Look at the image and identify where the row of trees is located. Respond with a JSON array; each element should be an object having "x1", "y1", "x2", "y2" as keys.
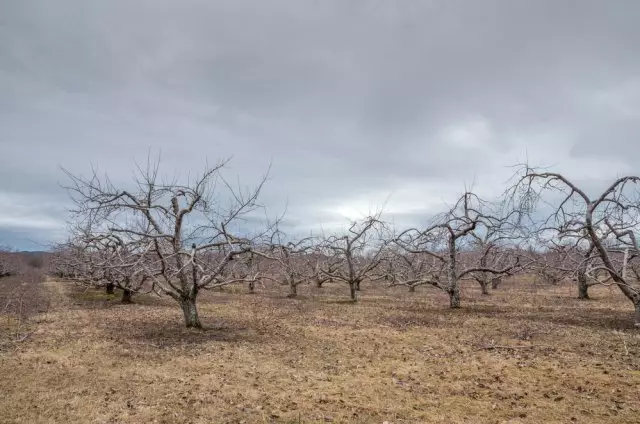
[
  {"x1": 51, "y1": 159, "x2": 640, "y2": 328},
  {"x1": 0, "y1": 248, "x2": 44, "y2": 279},
  {"x1": 0, "y1": 248, "x2": 14, "y2": 279}
]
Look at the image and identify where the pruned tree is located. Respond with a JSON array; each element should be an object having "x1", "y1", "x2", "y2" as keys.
[
  {"x1": 64, "y1": 157, "x2": 270, "y2": 328},
  {"x1": 395, "y1": 192, "x2": 524, "y2": 308},
  {"x1": 465, "y1": 217, "x2": 525, "y2": 294},
  {"x1": 320, "y1": 214, "x2": 389, "y2": 301},
  {"x1": 254, "y1": 234, "x2": 315, "y2": 298},
  {"x1": 227, "y1": 250, "x2": 263, "y2": 294},
  {"x1": 542, "y1": 236, "x2": 604, "y2": 300},
  {"x1": 382, "y1": 247, "x2": 443, "y2": 293},
  {"x1": 305, "y1": 246, "x2": 339, "y2": 289},
  {"x1": 88, "y1": 234, "x2": 152, "y2": 303},
  {"x1": 51, "y1": 236, "x2": 106, "y2": 286},
  {"x1": 511, "y1": 165, "x2": 640, "y2": 326},
  {"x1": 515, "y1": 229, "x2": 578, "y2": 290},
  {"x1": 50, "y1": 231, "x2": 149, "y2": 303}
]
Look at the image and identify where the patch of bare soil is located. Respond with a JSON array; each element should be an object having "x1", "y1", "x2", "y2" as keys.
[{"x1": 1, "y1": 278, "x2": 639, "y2": 423}]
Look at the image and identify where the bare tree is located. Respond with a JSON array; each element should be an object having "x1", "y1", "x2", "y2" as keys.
[
  {"x1": 254, "y1": 234, "x2": 315, "y2": 298},
  {"x1": 320, "y1": 214, "x2": 388, "y2": 302},
  {"x1": 551, "y1": 236, "x2": 604, "y2": 300},
  {"x1": 383, "y1": 246, "x2": 443, "y2": 293},
  {"x1": 51, "y1": 237, "x2": 106, "y2": 286},
  {"x1": 511, "y1": 165, "x2": 640, "y2": 326},
  {"x1": 89, "y1": 234, "x2": 152, "y2": 303},
  {"x1": 50, "y1": 231, "x2": 148, "y2": 303},
  {"x1": 304, "y1": 246, "x2": 339, "y2": 289},
  {"x1": 64, "y1": 157, "x2": 270, "y2": 328},
  {"x1": 0, "y1": 247, "x2": 15, "y2": 279},
  {"x1": 227, "y1": 250, "x2": 263, "y2": 294},
  {"x1": 465, "y1": 218, "x2": 525, "y2": 294},
  {"x1": 395, "y1": 192, "x2": 524, "y2": 308}
]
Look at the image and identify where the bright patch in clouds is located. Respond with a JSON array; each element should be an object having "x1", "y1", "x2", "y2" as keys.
[{"x1": 440, "y1": 117, "x2": 492, "y2": 149}]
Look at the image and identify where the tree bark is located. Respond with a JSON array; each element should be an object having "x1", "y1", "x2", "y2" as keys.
[
  {"x1": 478, "y1": 278, "x2": 490, "y2": 295},
  {"x1": 349, "y1": 282, "x2": 357, "y2": 302},
  {"x1": 121, "y1": 288, "x2": 133, "y2": 304},
  {"x1": 449, "y1": 288, "x2": 460, "y2": 308},
  {"x1": 180, "y1": 296, "x2": 202, "y2": 329},
  {"x1": 634, "y1": 302, "x2": 640, "y2": 328},
  {"x1": 105, "y1": 283, "x2": 115, "y2": 295},
  {"x1": 316, "y1": 279, "x2": 324, "y2": 288},
  {"x1": 478, "y1": 255, "x2": 490, "y2": 295},
  {"x1": 355, "y1": 280, "x2": 361, "y2": 291},
  {"x1": 577, "y1": 262, "x2": 590, "y2": 300},
  {"x1": 287, "y1": 281, "x2": 297, "y2": 298},
  {"x1": 248, "y1": 280, "x2": 255, "y2": 294},
  {"x1": 408, "y1": 285, "x2": 416, "y2": 293},
  {"x1": 577, "y1": 277, "x2": 590, "y2": 300},
  {"x1": 447, "y1": 238, "x2": 460, "y2": 308},
  {"x1": 491, "y1": 277, "x2": 502, "y2": 290}
]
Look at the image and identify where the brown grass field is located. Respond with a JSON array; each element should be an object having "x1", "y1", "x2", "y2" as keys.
[{"x1": 1, "y1": 276, "x2": 639, "y2": 423}]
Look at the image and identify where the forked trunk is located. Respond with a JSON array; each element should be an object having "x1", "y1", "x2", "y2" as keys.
[
  {"x1": 105, "y1": 283, "x2": 115, "y2": 295},
  {"x1": 248, "y1": 280, "x2": 255, "y2": 294},
  {"x1": 316, "y1": 279, "x2": 324, "y2": 288},
  {"x1": 181, "y1": 296, "x2": 202, "y2": 329},
  {"x1": 349, "y1": 282, "x2": 357, "y2": 302},
  {"x1": 121, "y1": 288, "x2": 133, "y2": 304}
]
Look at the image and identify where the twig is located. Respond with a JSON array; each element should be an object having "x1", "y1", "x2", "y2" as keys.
[{"x1": 14, "y1": 332, "x2": 32, "y2": 343}]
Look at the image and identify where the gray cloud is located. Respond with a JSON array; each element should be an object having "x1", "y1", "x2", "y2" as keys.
[{"x1": 1, "y1": 0, "x2": 639, "y2": 249}]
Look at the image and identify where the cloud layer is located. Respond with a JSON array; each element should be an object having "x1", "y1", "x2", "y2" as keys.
[{"x1": 1, "y1": 1, "x2": 639, "y2": 249}]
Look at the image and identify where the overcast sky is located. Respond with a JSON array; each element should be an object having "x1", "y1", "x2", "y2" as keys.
[{"x1": 1, "y1": 1, "x2": 639, "y2": 250}]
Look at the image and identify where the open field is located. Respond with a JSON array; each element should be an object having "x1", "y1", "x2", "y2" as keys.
[{"x1": 1, "y1": 277, "x2": 639, "y2": 424}]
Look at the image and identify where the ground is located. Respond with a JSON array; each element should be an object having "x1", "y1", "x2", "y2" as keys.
[{"x1": 1, "y1": 276, "x2": 639, "y2": 424}]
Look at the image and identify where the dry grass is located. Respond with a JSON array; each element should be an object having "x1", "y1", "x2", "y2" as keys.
[
  {"x1": 1, "y1": 277, "x2": 639, "y2": 423},
  {"x1": 0, "y1": 270, "x2": 49, "y2": 349}
]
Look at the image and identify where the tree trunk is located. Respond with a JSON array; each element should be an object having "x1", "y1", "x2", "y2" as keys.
[
  {"x1": 447, "y1": 238, "x2": 460, "y2": 308},
  {"x1": 635, "y1": 302, "x2": 640, "y2": 328},
  {"x1": 180, "y1": 296, "x2": 202, "y2": 329},
  {"x1": 577, "y1": 261, "x2": 590, "y2": 300},
  {"x1": 121, "y1": 288, "x2": 133, "y2": 304},
  {"x1": 355, "y1": 280, "x2": 361, "y2": 291},
  {"x1": 478, "y1": 256, "x2": 490, "y2": 295},
  {"x1": 349, "y1": 282, "x2": 357, "y2": 302},
  {"x1": 449, "y1": 285, "x2": 460, "y2": 308},
  {"x1": 316, "y1": 279, "x2": 324, "y2": 288},
  {"x1": 408, "y1": 285, "x2": 416, "y2": 293},
  {"x1": 287, "y1": 281, "x2": 297, "y2": 298},
  {"x1": 491, "y1": 277, "x2": 502, "y2": 290},
  {"x1": 577, "y1": 277, "x2": 590, "y2": 300},
  {"x1": 248, "y1": 280, "x2": 255, "y2": 294},
  {"x1": 478, "y1": 279, "x2": 490, "y2": 295},
  {"x1": 105, "y1": 283, "x2": 115, "y2": 295}
]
